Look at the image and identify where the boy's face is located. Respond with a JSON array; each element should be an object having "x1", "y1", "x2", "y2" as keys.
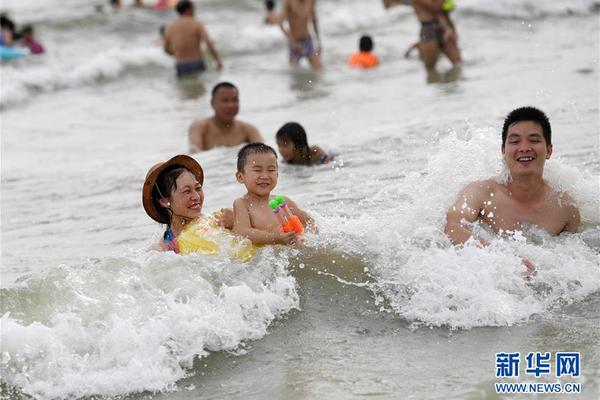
[{"x1": 236, "y1": 152, "x2": 278, "y2": 197}]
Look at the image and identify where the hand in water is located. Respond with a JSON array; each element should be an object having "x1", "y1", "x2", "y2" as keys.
[
  {"x1": 276, "y1": 231, "x2": 298, "y2": 245},
  {"x1": 521, "y1": 257, "x2": 537, "y2": 280},
  {"x1": 216, "y1": 208, "x2": 234, "y2": 230}
]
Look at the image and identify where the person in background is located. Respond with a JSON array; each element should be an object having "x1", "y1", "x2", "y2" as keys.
[
  {"x1": 275, "y1": 122, "x2": 332, "y2": 165},
  {"x1": 280, "y1": 0, "x2": 322, "y2": 69},
  {"x1": 163, "y1": 0, "x2": 223, "y2": 78},
  {"x1": 348, "y1": 34, "x2": 379, "y2": 69},
  {"x1": 265, "y1": 0, "x2": 279, "y2": 24},
  {"x1": 188, "y1": 82, "x2": 264, "y2": 152},
  {"x1": 19, "y1": 25, "x2": 44, "y2": 54}
]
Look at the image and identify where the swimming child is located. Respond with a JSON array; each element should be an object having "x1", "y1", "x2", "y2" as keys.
[
  {"x1": 233, "y1": 143, "x2": 314, "y2": 245},
  {"x1": 275, "y1": 122, "x2": 332, "y2": 165},
  {"x1": 19, "y1": 25, "x2": 44, "y2": 54},
  {"x1": 348, "y1": 34, "x2": 379, "y2": 69}
]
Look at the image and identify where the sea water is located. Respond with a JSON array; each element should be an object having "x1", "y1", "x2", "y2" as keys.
[{"x1": 1, "y1": 0, "x2": 599, "y2": 398}]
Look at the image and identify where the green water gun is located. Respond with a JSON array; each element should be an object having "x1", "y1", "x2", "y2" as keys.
[{"x1": 268, "y1": 195, "x2": 304, "y2": 235}]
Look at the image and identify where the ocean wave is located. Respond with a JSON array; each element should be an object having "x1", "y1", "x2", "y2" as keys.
[
  {"x1": 0, "y1": 248, "x2": 298, "y2": 399},
  {"x1": 317, "y1": 129, "x2": 600, "y2": 329},
  {"x1": 457, "y1": 0, "x2": 600, "y2": 18},
  {"x1": 0, "y1": 46, "x2": 171, "y2": 108}
]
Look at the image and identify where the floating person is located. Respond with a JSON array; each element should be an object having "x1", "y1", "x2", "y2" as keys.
[
  {"x1": 19, "y1": 25, "x2": 44, "y2": 55},
  {"x1": 444, "y1": 106, "x2": 580, "y2": 271},
  {"x1": 163, "y1": 0, "x2": 223, "y2": 78},
  {"x1": 280, "y1": 0, "x2": 322, "y2": 69},
  {"x1": 347, "y1": 34, "x2": 379, "y2": 69},
  {"x1": 275, "y1": 122, "x2": 332, "y2": 165},
  {"x1": 142, "y1": 154, "x2": 245, "y2": 256},
  {"x1": 233, "y1": 143, "x2": 314, "y2": 245},
  {"x1": 188, "y1": 82, "x2": 264, "y2": 152}
]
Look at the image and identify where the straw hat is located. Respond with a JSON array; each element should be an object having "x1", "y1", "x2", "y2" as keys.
[{"x1": 142, "y1": 155, "x2": 204, "y2": 223}]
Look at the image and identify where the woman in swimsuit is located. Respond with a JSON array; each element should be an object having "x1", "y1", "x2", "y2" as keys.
[{"x1": 275, "y1": 122, "x2": 332, "y2": 165}]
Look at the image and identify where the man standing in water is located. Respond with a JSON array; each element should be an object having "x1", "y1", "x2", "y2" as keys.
[
  {"x1": 280, "y1": 0, "x2": 322, "y2": 69},
  {"x1": 163, "y1": 0, "x2": 222, "y2": 78},
  {"x1": 188, "y1": 82, "x2": 264, "y2": 152},
  {"x1": 409, "y1": 0, "x2": 461, "y2": 79},
  {"x1": 445, "y1": 107, "x2": 580, "y2": 251}
]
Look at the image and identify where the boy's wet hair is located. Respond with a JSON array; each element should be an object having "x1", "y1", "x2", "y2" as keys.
[
  {"x1": 176, "y1": 0, "x2": 193, "y2": 15},
  {"x1": 211, "y1": 81, "x2": 237, "y2": 99},
  {"x1": 502, "y1": 106, "x2": 552, "y2": 147},
  {"x1": 359, "y1": 35, "x2": 373, "y2": 52},
  {"x1": 237, "y1": 143, "x2": 277, "y2": 172},
  {"x1": 265, "y1": 0, "x2": 275, "y2": 11}
]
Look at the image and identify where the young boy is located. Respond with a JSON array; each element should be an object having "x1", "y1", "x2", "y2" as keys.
[
  {"x1": 348, "y1": 34, "x2": 379, "y2": 69},
  {"x1": 233, "y1": 143, "x2": 313, "y2": 245}
]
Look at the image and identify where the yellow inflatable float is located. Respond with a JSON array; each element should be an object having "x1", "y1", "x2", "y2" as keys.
[{"x1": 176, "y1": 214, "x2": 256, "y2": 263}]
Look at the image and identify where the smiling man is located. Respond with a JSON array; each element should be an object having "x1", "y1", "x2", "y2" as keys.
[
  {"x1": 445, "y1": 106, "x2": 580, "y2": 246},
  {"x1": 188, "y1": 82, "x2": 264, "y2": 153}
]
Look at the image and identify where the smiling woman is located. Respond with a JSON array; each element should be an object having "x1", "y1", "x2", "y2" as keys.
[{"x1": 142, "y1": 154, "x2": 207, "y2": 252}]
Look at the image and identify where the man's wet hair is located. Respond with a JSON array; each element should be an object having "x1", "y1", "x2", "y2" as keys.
[
  {"x1": 211, "y1": 81, "x2": 238, "y2": 99},
  {"x1": 502, "y1": 106, "x2": 552, "y2": 147},
  {"x1": 176, "y1": 0, "x2": 193, "y2": 15},
  {"x1": 237, "y1": 143, "x2": 277, "y2": 172},
  {"x1": 359, "y1": 35, "x2": 373, "y2": 52},
  {"x1": 265, "y1": 0, "x2": 275, "y2": 11}
]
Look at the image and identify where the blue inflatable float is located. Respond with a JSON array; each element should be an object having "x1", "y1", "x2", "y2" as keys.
[{"x1": 0, "y1": 45, "x2": 30, "y2": 61}]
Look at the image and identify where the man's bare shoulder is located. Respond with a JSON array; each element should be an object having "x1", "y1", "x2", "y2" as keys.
[
  {"x1": 461, "y1": 178, "x2": 502, "y2": 196},
  {"x1": 189, "y1": 117, "x2": 210, "y2": 131},
  {"x1": 237, "y1": 119, "x2": 258, "y2": 131},
  {"x1": 555, "y1": 189, "x2": 579, "y2": 210}
]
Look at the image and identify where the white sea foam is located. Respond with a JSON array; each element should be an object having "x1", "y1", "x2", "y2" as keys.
[
  {"x1": 1, "y1": 46, "x2": 171, "y2": 108},
  {"x1": 317, "y1": 129, "x2": 600, "y2": 329},
  {"x1": 0, "y1": 248, "x2": 298, "y2": 398}
]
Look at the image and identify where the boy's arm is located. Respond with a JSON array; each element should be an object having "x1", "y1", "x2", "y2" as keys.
[
  {"x1": 285, "y1": 197, "x2": 315, "y2": 229},
  {"x1": 233, "y1": 198, "x2": 297, "y2": 245},
  {"x1": 444, "y1": 181, "x2": 487, "y2": 246}
]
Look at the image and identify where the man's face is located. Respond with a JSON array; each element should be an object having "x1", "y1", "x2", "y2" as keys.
[
  {"x1": 502, "y1": 120, "x2": 552, "y2": 177},
  {"x1": 236, "y1": 152, "x2": 278, "y2": 197},
  {"x1": 211, "y1": 87, "x2": 239, "y2": 122}
]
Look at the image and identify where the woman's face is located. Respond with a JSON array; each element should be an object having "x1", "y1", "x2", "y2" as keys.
[
  {"x1": 277, "y1": 138, "x2": 296, "y2": 162},
  {"x1": 167, "y1": 170, "x2": 204, "y2": 221}
]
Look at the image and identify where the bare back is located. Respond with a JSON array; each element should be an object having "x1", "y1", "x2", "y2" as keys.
[
  {"x1": 284, "y1": 0, "x2": 314, "y2": 40},
  {"x1": 188, "y1": 117, "x2": 262, "y2": 152},
  {"x1": 164, "y1": 16, "x2": 206, "y2": 62},
  {"x1": 412, "y1": 0, "x2": 442, "y2": 22}
]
